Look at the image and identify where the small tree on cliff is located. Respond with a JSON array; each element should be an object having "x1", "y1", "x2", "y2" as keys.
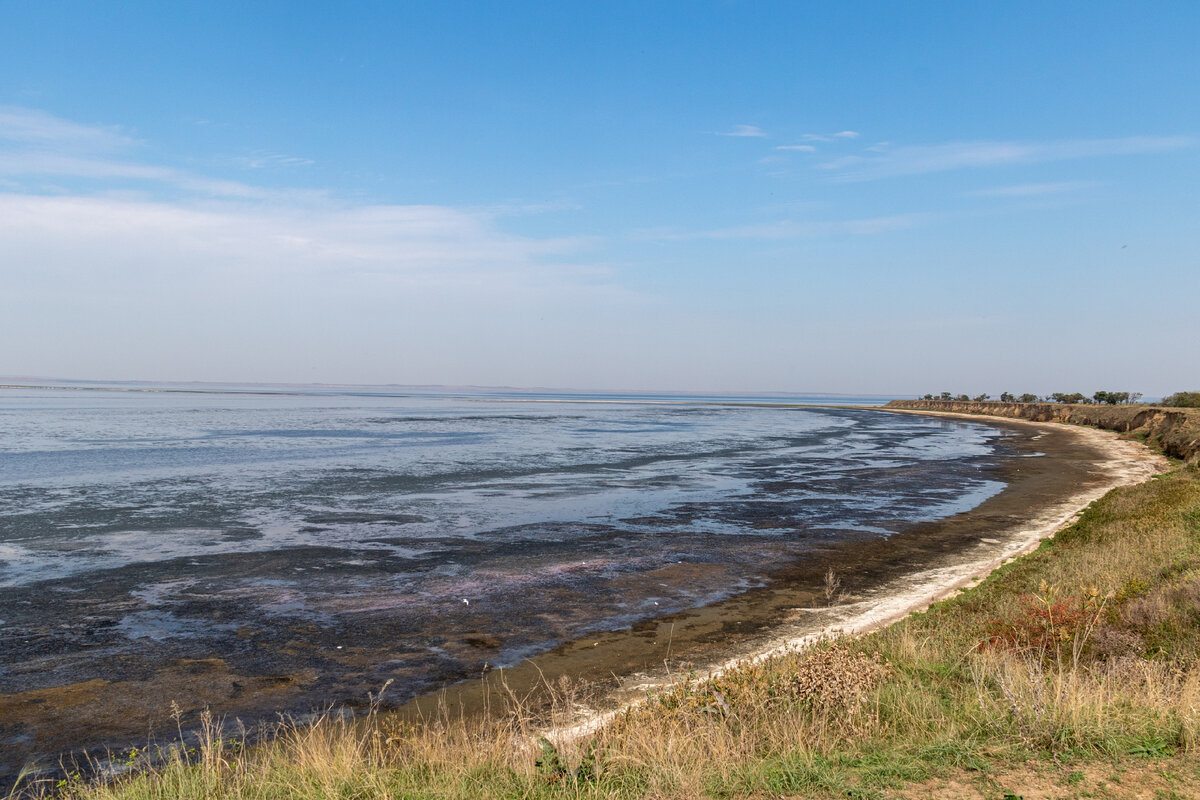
[
  {"x1": 973, "y1": 393, "x2": 991, "y2": 402},
  {"x1": 1094, "y1": 390, "x2": 1131, "y2": 405},
  {"x1": 1018, "y1": 393, "x2": 1038, "y2": 403},
  {"x1": 1000, "y1": 392, "x2": 1015, "y2": 402},
  {"x1": 1051, "y1": 392, "x2": 1087, "y2": 404}
]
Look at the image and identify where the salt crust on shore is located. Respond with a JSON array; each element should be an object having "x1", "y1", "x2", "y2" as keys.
[{"x1": 547, "y1": 416, "x2": 1169, "y2": 744}]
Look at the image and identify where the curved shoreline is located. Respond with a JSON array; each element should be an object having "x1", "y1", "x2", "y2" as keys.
[
  {"x1": 399, "y1": 412, "x2": 1168, "y2": 741},
  {"x1": 1, "y1": 410, "x2": 1166, "y2": 782}
]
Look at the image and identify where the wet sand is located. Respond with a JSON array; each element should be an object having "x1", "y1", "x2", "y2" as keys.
[
  {"x1": 397, "y1": 414, "x2": 1166, "y2": 738},
  {"x1": 0, "y1": 412, "x2": 1166, "y2": 782}
]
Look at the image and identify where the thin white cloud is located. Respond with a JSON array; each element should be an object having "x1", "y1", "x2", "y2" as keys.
[
  {"x1": 642, "y1": 213, "x2": 930, "y2": 241},
  {"x1": 232, "y1": 151, "x2": 316, "y2": 169},
  {"x1": 0, "y1": 152, "x2": 174, "y2": 181},
  {"x1": 967, "y1": 181, "x2": 1098, "y2": 197},
  {"x1": 0, "y1": 193, "x2": 599, "y2": 291},
  {"x1": 0, "y1": 188, "x2": 630, "y2": 386},
  {"x1": 0, "y1": 106, "x2": 330, "y2": 201},
  {"x1": 0, "y1": 155, "x2": 334, "y2": 207},
  {"x1": 776, "y1": 144, "x2": 817, "y2": 152},
  {"x1": 823, "y1": 135, "x2": 1194, "y2": 181},
  {"x1": 0, "y1": 150, "x2": 330, "y2": 202},
  {"x1": 718, "y1": 124, "x2": 767, "y2": 138},
  {"x1": 0, "y1": 106, "x2": 137, "y2": 150},
  {"x1": 800, "y1": 131, "x2": 859, "y2": 142},
  {"x1": 0, "y1": 107, "x2": 610, "y2": 299}
]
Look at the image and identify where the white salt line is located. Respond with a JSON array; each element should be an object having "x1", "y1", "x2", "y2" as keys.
[{"x1": 544, "y1": 422, "x2": 1167, "y2": 745}]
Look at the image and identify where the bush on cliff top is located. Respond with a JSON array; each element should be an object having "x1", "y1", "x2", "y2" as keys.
[
  {"x1": 922, "y1": 390, "x2": 1150, "y2": 405},
  {"x1": 1163, "y1": 391, "x2": 1200, "y2": 408}
]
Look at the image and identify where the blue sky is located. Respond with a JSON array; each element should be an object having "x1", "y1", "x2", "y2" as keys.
[{"x1": 1, "y1": 1, "x2": 1197, "y2": 395}]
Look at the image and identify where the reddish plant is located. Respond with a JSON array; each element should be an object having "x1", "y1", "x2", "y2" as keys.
[{"x1": 984, "y1": 583, "x2": 1105, "y2": 657}]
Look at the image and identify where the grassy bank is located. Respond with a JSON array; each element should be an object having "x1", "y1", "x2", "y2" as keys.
[{"x1": 18, "y1": 432, "x2": 1200, "y2": 799}]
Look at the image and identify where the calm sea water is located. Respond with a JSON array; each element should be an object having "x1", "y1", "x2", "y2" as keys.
[{"x1": 0, "y1": 386, "x2": 1009, "y2": 706}]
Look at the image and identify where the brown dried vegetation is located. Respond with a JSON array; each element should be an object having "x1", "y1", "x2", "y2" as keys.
[{"x1": 19, "y1": 461, "x2": 1200, "y2": 799}]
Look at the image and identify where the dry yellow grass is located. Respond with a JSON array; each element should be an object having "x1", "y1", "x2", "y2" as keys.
[{"x1": 14, "y1": 458, "x2": 1200, "y2": 800}]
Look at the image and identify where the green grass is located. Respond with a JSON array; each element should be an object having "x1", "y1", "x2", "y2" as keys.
[{"x1": 15, "y1": 461, "x2": 1200, "y2": 800}]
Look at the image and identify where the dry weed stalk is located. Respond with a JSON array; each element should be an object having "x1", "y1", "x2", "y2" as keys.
[{"x1": 823, "y1": 568, "x2": 843, "y2": 605}]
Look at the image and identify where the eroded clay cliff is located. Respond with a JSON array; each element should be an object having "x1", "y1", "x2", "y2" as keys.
[{"x1": 885, "y1": 400, "x2": 1200, "y2": 465}]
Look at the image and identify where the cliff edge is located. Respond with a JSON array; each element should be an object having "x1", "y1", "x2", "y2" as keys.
[{"x1": 884, "y1": 400, "x2": 1200, "y2": 465}]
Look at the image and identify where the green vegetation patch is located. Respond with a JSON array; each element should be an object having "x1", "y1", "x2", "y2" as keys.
[{"x1": 20, "y1": 465, "x2": 1200, "y2": 800}]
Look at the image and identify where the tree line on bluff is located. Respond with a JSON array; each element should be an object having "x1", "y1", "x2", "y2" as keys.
[{"x1": 919, "y1": 391, "x2": 1200, "y2": 408}]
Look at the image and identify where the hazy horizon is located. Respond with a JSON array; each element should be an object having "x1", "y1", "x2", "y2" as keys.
[
  {"x1": 0, "y1": 374, "x2": 896, "y2": 398},
  {"x1": 2, "y1": 3, "x2": 1197, "y2": 396},
  {"x1": 2, "y1": 374, "x2": 1175, "y2": 404}
]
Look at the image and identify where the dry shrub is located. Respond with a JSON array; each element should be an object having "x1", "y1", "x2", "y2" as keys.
[
  {"x1": 567, "y1": 641, "x2": 895, "y2": 796},
  {"x1": 629, "y1": 643, "x2": 890, "y2": 746},
  {"x1": 788, "y1": 646, "x2": 889, "y2": 725},
  {"x1": 645, "y1": 644, "x2": 888, "y2": 721},
  {"x1": 1090, "y1": 625, "x2": 1145, "y2": 658}
]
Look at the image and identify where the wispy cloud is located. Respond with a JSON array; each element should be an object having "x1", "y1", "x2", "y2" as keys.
[
  {"x1": 776, "y1": 144, "x2": 817, "y2": 152},
  {"x1": 641, "y1": 213, "x2": 931, "y2": 241},
  {"x1": 967, "y1": 181, "x2": 1099, "y2": 198},
  {"x1": 0, "y1": 151, "x2": 174, "y2": 181},
  {"x1": 800, "y1": 130, "x2": 859, "y2": 143},
  {"x1": 0, "y1": 106, "x2": 311, "y2": 201},
  {"x1": 718, "y1": 124, "x2": 767, "y2": 138},
  {"x1": 822, "y1": 135, "x2": 1193, "y2": 181},
  {"x1": 0, "y1": 107, "x2": 609, "y2": 298},
  {"x1": 0, "y1": 105, "x2": 137, "y2": 150},
  {"x1": 0, "y1": 149, "x2": 329, "y2": 202},
  {"x1": 231, "y1": 151, "x2": 316, "y2": 169},
  {"x1": 0, "y1": 193, "x2": 601, "y2": 295}
]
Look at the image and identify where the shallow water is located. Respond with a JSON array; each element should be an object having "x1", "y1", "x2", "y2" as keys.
[{"x1": 0, "y1": 387, "x2": 1009, "y2": 715}]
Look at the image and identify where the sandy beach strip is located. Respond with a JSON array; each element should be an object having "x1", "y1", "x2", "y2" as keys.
[
  {"x1": 380, "y1": 411, "x2": 1171, "y2": 744},
  {"x1": 1, "y1": 410, "x2": 1165, "y2": 778},
  {"x1": 538, "y1": 414, "x2": 1167, "y2": 742}
]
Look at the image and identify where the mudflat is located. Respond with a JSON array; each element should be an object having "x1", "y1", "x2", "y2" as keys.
[
  {"x1": 400, "y1": 414, "x2": 1165, "y2": 737},
  {"x1": 0, "y1": 412, "x2": 1164, "y2": 781}
]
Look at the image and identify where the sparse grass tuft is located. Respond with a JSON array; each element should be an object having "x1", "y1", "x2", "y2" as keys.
[{"x1": 16, "y1": 460, "x2": 1200, "y2": 799}]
